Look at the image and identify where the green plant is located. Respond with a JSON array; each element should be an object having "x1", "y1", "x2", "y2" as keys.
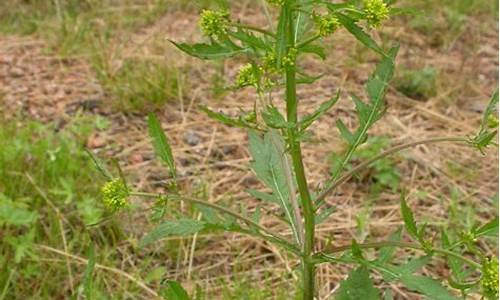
[
  {"x1": 394, "y1": 66, "x2": 438, "y2": 100},
  {"x1": 95, "y1": 1, "x2": 498, "y2": 299}
]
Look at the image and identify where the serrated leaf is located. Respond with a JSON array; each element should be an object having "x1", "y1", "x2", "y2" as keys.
[
  {"x1": 336, "y1": 120, "x2": 355, "y2": 145},
  {"x1": 199, "y1": 105, "x2": 252, "y2": 129},
  {"x1": 262, "y1": 106, "x2": 294, "y2": 129},
  {"x1": 300, "y1": 91, "x2": 340, "y2": 130},
  {"x1": 399, "y1": 274, "x2": 460, "y2": 300},
  {"x1": 171, "y1": 41, "x2": 246, "y2": 60},
  {"x1": 299, "y1": 43, "x2": 326, "y2": 60},
  {"x1": 82, "y1": 245, "x2": 96, "y2": 300},
  {"x1": 474, "y1": 217, "x2": 499, "y2": 238},
  {"x1": 400, "y1": 193, "x2": 419, "y2": 240},
  {"x1": 148, "y1": 113, "x2": 176, "y2": 179},
  {"x1": 325, "y1": 46, "x2": 398, "y2": 184},
  {"x1": 229, "y1": 30, "x2": 269, "y2": 51},
  {"x1": 161, "y1": 281, "x2": 192, "y2": 300},
  {"x1": 140, "y1": 219, "x2": 205, "y2": 247},
  {"x1": 315, "y1": 205, "x2": 336, "y2": 225},
  {"x1": 248, "y1": 130, "x2": 300, "y2": 244},
  {"x1": 335, "y1": 13, "x2": 385, "y2": 56},
  {"x1": 246, "y1": 189, "x2": 279, "y2": 204},
  {"x1": 335, "y1": 266, "x2": 380, "y2": 300}
]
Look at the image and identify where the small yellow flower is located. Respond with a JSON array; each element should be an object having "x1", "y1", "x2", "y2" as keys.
[
  {"x1": 236, "y1": 64, "x2": 259, "y2": 87},
  {"x1": 282, "y1": 48, "x2": 298, "y2": 68},
  {"x1": 481, "y1": 257, "x2": 499, "y2": 300},
  {"x1": 101, "y1": 179, "x2": 129, "y2": 210},
  {"x1": 199, "y1": 10, "x2": 230, "y2": 38},
  {"x1": 315, "y1": 14, "x2": 341, "y2": 37},
  {"x1": 364, "y1": 0, "x2": 390, "y2": 28}
]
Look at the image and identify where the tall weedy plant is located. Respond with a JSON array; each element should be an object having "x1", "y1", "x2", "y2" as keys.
[{"x1": 95, "y1": 0, "x2": 499, "y2": 299}]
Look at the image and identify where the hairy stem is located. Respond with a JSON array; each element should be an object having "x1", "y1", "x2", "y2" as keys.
[
  {"x1": 283, "y1": 3, "x2": 316, "y2": 299},
  {"x1": 315, "y1": 240, "x2": 482, "y2": 269},
  {"x1": 129, "y1": 192, "x2": 300, "y2": 255},
  {"x1": 316, "y1": 137, "x2": 468, "y2": 203}
]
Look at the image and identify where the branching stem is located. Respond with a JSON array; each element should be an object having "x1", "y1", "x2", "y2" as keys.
[
  {"x1": 315, "y1": 240, "x2": 482, "y2": 269},
  {"x1": 316, "y1": 137, "x2": 468, "y2": 203},
  {"x1": 129, "y1": 192, "x2": 299, "y2": 255}
]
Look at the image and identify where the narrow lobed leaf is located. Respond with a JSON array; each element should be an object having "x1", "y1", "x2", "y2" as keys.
[
  {"x1": 140, "y1": 219, "x2": 205, "y2": 248},
  {"x1": 148, "y1": 113, "x2": 176, "y2": 179}
]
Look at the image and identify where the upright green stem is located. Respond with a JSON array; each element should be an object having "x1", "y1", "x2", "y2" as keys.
[{"x1": 283, "y1": 4, "x2": 316, "y2": 299}]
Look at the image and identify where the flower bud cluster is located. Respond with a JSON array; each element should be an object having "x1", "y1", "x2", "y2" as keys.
[
  {"x1": 363, "y1": 0, "x2": 390, "y2": 28},
  {"x1": 237, "y1": 64, "x2": 259, "y2": 87},
  {"x1": 101, "y1": 179, "x2": 129, "y2": 210},
  {"x1": 199, "y1": 9, "x2": 230, "y2": 38},
  {"x1": 314, "y1": 13, "x2": 341, "y2": 37},
  {"x1": 481, "y1": 257, "x2": 499, "y2": 300}
]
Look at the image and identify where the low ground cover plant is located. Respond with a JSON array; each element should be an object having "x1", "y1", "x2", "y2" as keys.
[{"x1": 93, "y1": 0, "x2": 499, "y2": 299}]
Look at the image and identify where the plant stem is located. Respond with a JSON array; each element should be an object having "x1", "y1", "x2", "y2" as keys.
[
  {"x1": 316, "y1": 137, "x2": 468, "y2": 203},
  {"x1": 283, "y1": 4, "x2": 316, "y2": 299},
  {"x1": 129, "y1": 191, "x2": 300, "y2": 254},
  {"x1": 315, "y1": 240, "x2": 482, "y2": 269}
]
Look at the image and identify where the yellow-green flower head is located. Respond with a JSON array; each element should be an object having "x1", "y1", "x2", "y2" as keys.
[
  {"x1": 481, "y1": 257, "x2": 499, "y2": 300},
  {"x1": 199, "y1": 9, "x2": 230, "y2": 38},
  {"x1": 315, "y1": 14, "x2": 341, "y2": 37},
  {"x1": 101, "y1": 179, "x2": 129, "y2": 210},
  {"x1": 262, "y1": 51, "x2": 278, "y2": 74},
  {"x1": 363, "y1": 0, "x2": 390, "y2": 28},
  {"x1": 237, "y1": 63, "x2": 259, "y2": 87},
  {"x1": 267, "y1": 0, "x2": 285, "y2": 5},
  {"x1": 282, "y1": 48, "x2": 298, "y2": 68},
  {"x1": 487, "y1": 115, "x2": 499, "y2": 129}
]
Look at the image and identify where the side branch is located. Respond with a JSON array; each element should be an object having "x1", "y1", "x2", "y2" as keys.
[
  {"x1": 314, "y1": 240, "x2": 481, "y2": 269},
  {"x1": 129, "y1": 191, "x2": 299, "y2": 254},
  {"x1": 316, "y1": 137, "x2": 467, "y2": 203}
]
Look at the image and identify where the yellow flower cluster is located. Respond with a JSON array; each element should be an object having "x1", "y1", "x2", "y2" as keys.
[
  {"x1": 364, "y1": 0, "x2": 390, "y2": 28},
  {"x1": 101, "y1": 179, "x2": 129, "y2": 210},
  {"x1": 199, "y1": 10, "x2": 230, "y2": 38},
  {"x1": 315, "y1": 14, "x2": 341, "y2": 37},
  {"x1": 481, "y1": 257, "x2": 499, "y2": 300},
  {"x1": 237, "y1": 64, "x2": 259, "y2": 87}
]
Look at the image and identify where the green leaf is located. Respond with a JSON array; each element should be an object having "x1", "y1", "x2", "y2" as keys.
[
  {"x1": 335, "y1": 266, "x2": 380, "y2": 300},
  {"x1": 315, "y1": 205, "x2": 336, "y2": 225},
  {"x1": 474, "y1": 217, "x2": 499, "y2": 238},
  {"x1": 399, "y1": 274, "x2": 460, "y2": 300},
  {"x1": 85, "y1": 149, "x2": 113, "y2": 180},
  {"x1": 326, "y1": 46, "x2": 398, "y2": 183},
  {"x1": 229, "y1": 30, "x2": 270, "y2": 51},
  {"x1": 351, "y1": 239, "x2": 364, "y2": 259},
  {"x1": 140, "y1": 219, "x2": 205, "y2": 247},
  {"x1": 299, "y1": 91, "x2": 340, "y2": 130},
  {"x1": 248, "y1": 130, "x2": 300, "y2": 244},
  {"x1": 82, "y1": 245, "x2": 96, "y2": 300},
  {"x1": 334, "y1": 13, "x2": 385, "y2": 56},
  {"x1": 148, "y1": 113, "x2": 176, "y2": 178},
  {"x1": 481, "y1": 89, "x2": 499, "y2": 130},
  {"x1": 336, "y1": 120, "x2": 355, "y2": 144},
  {"x1": 394, "y1": 256, "x2": 431, "y2": 275},
  {"x1": 161, "y1": 281, "x2": 192, "y2": 300},
  {"x1": 377, "y1": 227, "x2": 402, "y2": 264},
  {"x1": 171, "y1": 41, "x2": 246, "y2": 60},
  {"x1": 299, "y1": 43, "x2": 326, "y2": 60},
  {"x1": 400, "y1": 193, "x2": 419, "y2": 240},
  {"x1": 246, "y1": 189, "x2": 279, "y2": 204},
  {"x1": 262, "y1": 106, "x2": 294, "y2": 129},
  {"x1": 199, "y1": 105, "x2": 253, "y2": 129}
]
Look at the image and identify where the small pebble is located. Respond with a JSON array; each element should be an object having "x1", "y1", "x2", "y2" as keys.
[{"x1": 183, "y1": 130, "x2": 201, "y2": 146}]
